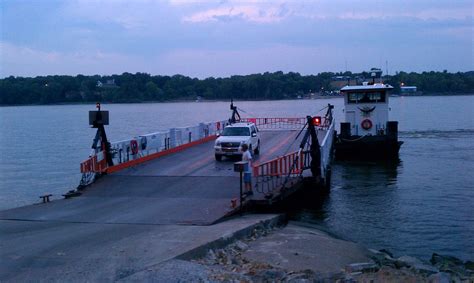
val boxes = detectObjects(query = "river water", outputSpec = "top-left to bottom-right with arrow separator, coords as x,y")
0,96 -> 473,260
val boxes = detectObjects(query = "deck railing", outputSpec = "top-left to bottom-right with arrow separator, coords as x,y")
79,119 -> 228,175
79,117 -> 309,175
80,151 -> 108,173
240,117 -> 306,130
251,114 -> 335,195
319,116 -> 335,178
252,150 -> 311,195
79,115 -> 334,191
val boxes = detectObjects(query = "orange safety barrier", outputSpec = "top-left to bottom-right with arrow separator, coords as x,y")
253,151 -> 305,177
80,151 -> 108,173
241,117 -> 334,130
106,134 -> 218,174
252,150 -> 312,195
80,135 -> 218,175
241,117 -> 306,129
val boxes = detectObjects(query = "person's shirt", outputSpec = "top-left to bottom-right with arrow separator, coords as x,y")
242,150 -> 252,172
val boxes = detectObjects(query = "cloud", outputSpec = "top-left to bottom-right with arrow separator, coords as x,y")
181,0 -> 472,23
168,0 -> 208,6
183,4 -> 289,23
1,0 -> 472,78
0,42 -> 146,77
336,7 -> 471,21
60,0 -> 179,32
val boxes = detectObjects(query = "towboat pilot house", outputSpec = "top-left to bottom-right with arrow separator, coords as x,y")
335,83 -> 403,160
341,84 -> 392,136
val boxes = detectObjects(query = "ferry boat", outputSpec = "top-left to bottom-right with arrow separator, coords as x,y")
334,82 -> 403,160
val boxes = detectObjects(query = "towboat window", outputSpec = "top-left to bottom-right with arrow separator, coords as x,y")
347,92 -> 385,104
222,127 -> 250,136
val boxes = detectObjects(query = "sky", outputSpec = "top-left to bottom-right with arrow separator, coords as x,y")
0,0 -> 472,78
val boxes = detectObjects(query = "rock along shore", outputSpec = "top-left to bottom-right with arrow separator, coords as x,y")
121,219 -> 473,282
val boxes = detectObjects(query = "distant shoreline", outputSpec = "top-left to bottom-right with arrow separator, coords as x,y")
1,93 -> 473,107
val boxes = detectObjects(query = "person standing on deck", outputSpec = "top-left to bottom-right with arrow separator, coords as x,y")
241,144 -> 253,196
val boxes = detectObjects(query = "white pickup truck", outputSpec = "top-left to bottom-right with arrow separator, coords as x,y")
214,122 -> 260,161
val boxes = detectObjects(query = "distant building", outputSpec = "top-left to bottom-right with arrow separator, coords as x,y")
330,75 -> 372,89
400,86 -> 417,94
330,76 -> 351,89
330,68 -> 385,90
97,79 -> 118,88
369,68 -> 383,79
332,75 -> 351,81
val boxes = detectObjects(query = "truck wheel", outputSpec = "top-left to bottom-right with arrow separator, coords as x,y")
215,154 -> 222,161
254,141 -> 260,155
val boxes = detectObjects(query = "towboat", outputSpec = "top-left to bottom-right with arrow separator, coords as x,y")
334,83 -> 403,160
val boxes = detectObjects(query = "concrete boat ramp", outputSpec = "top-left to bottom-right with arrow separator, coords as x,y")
1,108 -> 336,281
1,214 -> 282,282
0,130 -> 302,281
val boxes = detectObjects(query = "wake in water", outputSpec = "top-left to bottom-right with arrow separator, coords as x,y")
399,129 -> 474,139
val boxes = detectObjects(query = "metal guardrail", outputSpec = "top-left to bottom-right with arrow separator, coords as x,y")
80,151 -> 107,173
79,114 -> 334,192
241,117 -> 306,130
251,115 -> 334,195
79,120 -> 227,174
319,116 -> 335,178
253,150 -> 311,195
79,117 -> 305,176
253,151 -> 304,177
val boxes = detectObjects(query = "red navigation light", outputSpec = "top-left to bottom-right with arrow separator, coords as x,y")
312,116 -> 321,126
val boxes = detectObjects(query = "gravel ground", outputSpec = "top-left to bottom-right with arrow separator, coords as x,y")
119,220 -> 473,282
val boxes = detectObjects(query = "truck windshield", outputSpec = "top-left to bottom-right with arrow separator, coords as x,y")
222,127 -> 250,136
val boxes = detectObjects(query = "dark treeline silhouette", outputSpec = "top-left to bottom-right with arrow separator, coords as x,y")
1,71 -> 473,105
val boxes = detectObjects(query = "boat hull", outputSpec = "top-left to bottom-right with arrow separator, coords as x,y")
334,135 -> 403,160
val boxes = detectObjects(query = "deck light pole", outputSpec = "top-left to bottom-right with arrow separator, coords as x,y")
90,103 -> 113,167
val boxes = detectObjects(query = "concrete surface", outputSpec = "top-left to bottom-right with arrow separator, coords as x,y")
0,130 -> 300,226
0,129 -> 308,281
120,221 -> 375,282
123,259 -> 216,282
0,214 -> 281,282
242,221 -> 372,275
0,176 -> 241,225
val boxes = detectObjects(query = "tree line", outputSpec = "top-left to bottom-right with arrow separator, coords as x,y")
0,70 -> 473,105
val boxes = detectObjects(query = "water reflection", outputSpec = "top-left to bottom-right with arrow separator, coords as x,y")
335,158 -> 401,187
324,160 -> 403,250
285,159 -> 404,252
287,160 -> 401,212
